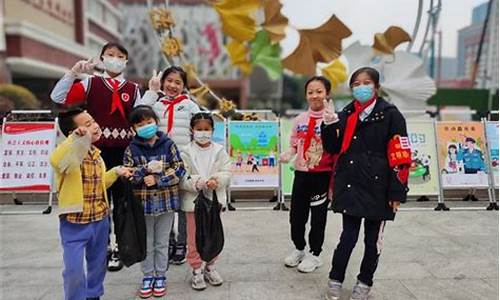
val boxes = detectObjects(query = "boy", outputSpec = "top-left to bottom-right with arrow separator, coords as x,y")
123,105 -> 185,298
50,108 -> 131,300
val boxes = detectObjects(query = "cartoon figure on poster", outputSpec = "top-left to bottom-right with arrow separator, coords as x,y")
437,122 -> 489,187
410,149 -> 432,183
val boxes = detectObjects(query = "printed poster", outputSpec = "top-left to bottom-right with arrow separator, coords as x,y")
436,122 -> 489,188
0,122 -> 57,191
485,122 -> 499,188
280,118 -> 295,195
228,121 -> 279,188
407,122 -> 440,196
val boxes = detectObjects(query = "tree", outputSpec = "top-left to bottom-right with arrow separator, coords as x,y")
0,84 -> 40,109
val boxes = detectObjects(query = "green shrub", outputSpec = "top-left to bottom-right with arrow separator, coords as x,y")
0,84 -> 40,109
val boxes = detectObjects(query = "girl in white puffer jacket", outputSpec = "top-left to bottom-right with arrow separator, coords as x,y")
135,65 -> 200,264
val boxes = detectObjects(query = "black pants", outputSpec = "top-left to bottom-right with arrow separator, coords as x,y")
100,147 -> 126,239
329,214 -> 386,286
290,171 -> 330,256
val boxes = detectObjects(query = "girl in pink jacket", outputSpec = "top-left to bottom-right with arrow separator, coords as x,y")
280,76 -> 336,273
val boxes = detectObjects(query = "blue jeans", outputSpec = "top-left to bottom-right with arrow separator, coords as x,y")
59,217 -> 109,300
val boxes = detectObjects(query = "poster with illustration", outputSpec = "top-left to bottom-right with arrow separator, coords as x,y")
280,118 -> 295,195
228,121 -> 279,188
406,122 -> 440,196
485,122 -> 499,188
436,122 -> 489,188
213,120 -> 226,147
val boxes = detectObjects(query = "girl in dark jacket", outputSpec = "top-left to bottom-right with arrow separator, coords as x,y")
321,67 -> 410,300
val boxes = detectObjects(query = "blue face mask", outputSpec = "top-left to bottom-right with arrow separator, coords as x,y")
352,84 -> 375,103
136,123 -> 157,139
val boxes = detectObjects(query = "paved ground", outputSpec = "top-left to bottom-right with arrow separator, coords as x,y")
0,204 -> 498,300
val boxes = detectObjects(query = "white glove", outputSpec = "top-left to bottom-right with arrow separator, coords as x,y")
147,160 -> 163,173
195,177 -> 207,190
323,99 -> 338,125
279,151 -> 293,163
70,57 -> 99,77
148,69 -> 163,92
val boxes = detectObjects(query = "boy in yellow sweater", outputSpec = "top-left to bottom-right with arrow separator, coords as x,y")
50,108 -> 132,300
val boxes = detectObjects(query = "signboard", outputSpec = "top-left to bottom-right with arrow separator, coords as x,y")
280,118 -> 295,195
485,121 -> 499,188
213,120 -> 226,147
0,122 -> 57,191
407,122 -> 440,196
228,121 -> 279,188
436,122 -> 489,188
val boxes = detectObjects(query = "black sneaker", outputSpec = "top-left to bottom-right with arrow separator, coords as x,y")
171,243 -> 187,265
107,249 -> 123,272
227,203 -> 236,211
470,195 -> 479,201
169,239 -> 176,263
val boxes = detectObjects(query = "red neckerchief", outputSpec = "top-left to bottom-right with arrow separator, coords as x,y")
303,115 -> 320,160
340,97 -> 377,154
108,78 -> 126,119
160,94 -> 189,133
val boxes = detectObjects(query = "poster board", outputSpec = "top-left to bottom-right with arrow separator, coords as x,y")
406,121 -> 440,196
485,121 -> 499,188
0,122 -> 57,191
228,121 -> 279,188
436,121 -> 489,188
280,118 -> 295,195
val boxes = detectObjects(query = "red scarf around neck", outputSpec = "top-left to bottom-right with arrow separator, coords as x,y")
108,78 -> 126,119
340,97 -> 377,154
303,115 -> 320,159
161,94 -> 189,133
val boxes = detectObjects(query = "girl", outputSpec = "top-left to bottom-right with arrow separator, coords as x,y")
180,112 -> 231,291
321,67 -> 410,300
123,105 -> 185,298
50,42 -> 140,272
136,66 -> 201,264
279,76 -> 336,274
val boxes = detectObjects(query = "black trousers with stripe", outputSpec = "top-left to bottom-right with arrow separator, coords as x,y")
290,171 -> 331,256
329,214 -> 385,286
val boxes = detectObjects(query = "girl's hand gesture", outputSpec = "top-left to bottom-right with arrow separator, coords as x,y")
323,99 -> 338,125
70,57 -> 99,77
148,69 -> 163,92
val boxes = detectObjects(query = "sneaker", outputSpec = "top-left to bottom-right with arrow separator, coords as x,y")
171,243 -> 187,265
350,281 -> 371,300
153,276 -> 167,297
227,203 -> 236,211
168,240 -> 176,263
325,279 -> 342,300
297,253 -> 322,273
284,249 -> 305,267
139,276 -> 155,298
107,249 -> 123,272
204,266 -> 223,286
191,268 -> 207,291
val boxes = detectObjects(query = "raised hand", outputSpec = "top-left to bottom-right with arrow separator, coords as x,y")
148,69 -> 163,92
323,98 -> 338,125
70,57 -> 99,76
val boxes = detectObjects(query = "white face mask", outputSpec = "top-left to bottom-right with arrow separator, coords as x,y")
193,130 -> 212,145
102,56 -> 127,74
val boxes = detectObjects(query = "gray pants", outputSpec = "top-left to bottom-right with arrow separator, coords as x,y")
142,212 -> 175,276
170,211 -> 187,245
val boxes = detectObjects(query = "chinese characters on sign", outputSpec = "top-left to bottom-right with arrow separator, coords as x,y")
0,123 -> 57,191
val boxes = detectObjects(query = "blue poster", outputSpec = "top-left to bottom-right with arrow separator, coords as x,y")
486,122 -> 499,187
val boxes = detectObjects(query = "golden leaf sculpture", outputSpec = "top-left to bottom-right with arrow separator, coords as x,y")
190,85 -> 210,99
183,63 -> 198,85
162,37 -> 183,57
261,0 -> 288,44
282,15 -> 352,75
225,39 -> 252,75
321,59 -> 348,90
149,8 -> 176,31
212,0 -> 260,42
372,26 -> 411,55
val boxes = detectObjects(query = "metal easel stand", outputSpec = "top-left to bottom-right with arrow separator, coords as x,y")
274,118 -> 288,211
432,119 -> 450,211
483,116 -> 499,210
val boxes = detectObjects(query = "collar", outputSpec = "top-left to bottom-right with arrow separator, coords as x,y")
307,108 -> 324,119
359,99 -> 377,121
87,146 -> 101,159
102,72 -> 125,83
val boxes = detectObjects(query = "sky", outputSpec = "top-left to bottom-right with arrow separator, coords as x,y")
279,0 -> 490,58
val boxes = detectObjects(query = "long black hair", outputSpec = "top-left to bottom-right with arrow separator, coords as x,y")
160,66 -> 188,91
349,67 -> 380,88
304,75 -> 331,95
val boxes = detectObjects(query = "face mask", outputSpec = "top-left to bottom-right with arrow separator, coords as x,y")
193,130 -> 212,145
352,84 -> 375,103
102,56 -> 127,74
136,123 -> 157,139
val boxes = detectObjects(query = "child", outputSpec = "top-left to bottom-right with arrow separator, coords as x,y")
180,112 -> 231,291
51,42 -> 140,271
279,76 -> 336,273
136,66 -> 201,264
321,67 -> 410,300
123,105 -> 186,298
50,108 -> 132,300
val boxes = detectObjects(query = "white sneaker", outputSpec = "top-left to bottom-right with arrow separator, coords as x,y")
191,268 -> 206,291
204,267 -> 224,286
297,253 -> 322,273
284,249 -> 305,267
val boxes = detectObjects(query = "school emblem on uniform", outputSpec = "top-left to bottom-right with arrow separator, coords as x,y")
121,93 -> 130,102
